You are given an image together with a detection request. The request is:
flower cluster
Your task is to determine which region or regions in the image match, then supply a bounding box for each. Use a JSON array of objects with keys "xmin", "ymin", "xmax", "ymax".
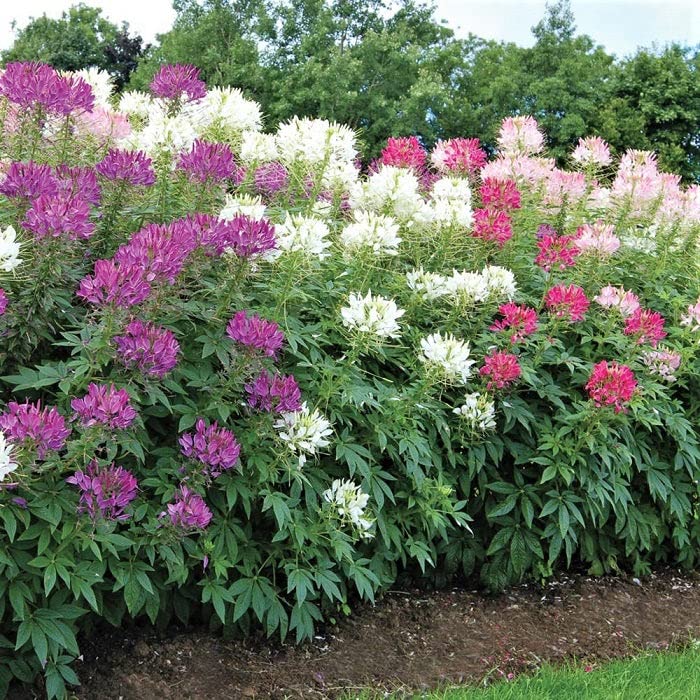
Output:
[
  {"xmin": 624, "ymin": 308, "xmax": 667, "ymax": 347},
  {"xmin": 453, "ymin": 392, "xmax": 497, "ymax": 432},
  {"xmin": 545, "ymin": 284, "xmax": 590, "ymax": 322},
  {"xmin": 274, "ymin": 403, "xmax": 333, "ymax": 467},
  {"xmin": 419, "ymin": 332, "xmax": 475, "ymax": 384},
  {"xmin": 575, "ymin": 221, "xmax": 620, "ymax": 256},
  {"xmin": 479, "ymin": 351, "xmax": 521, "ymax": 390},
  {"xmin": 0, "ymin": 432, "xmax": 18, "ymax": 482},
  {"xmin": 0, "ymin": 401, "xmax": 70, "ymax": 459},
  {"xmin": 150, "ymin": 63, "xmax": 207, "ymax": 102},
  {"xmin": 535, "ymin": 232, "xmax": 580, "ymax": 271},
  {"xmin": 245, "ymin": 371, "xmax": 302, "ymax": 414},
  {"xmin": 71, "ymin": 384, "xmax": 137, "ymax": 430},
  {"xmin": 0, "ymin": 226, "xmax": 22, "ymax": 272},
  {"xmin": 586, "ymin": 361, "xmax": 637, "ymax": 413},
  {"xmin": 594, "ymin": 285, "xmax": 640, "ymax": 317},
  {"xmin": 164, "ymin": 486, "xmax": 212, "ymax": 529},
  {"xmin": 322, "ymin": 479, "xmax": 373, "ymax": 538},
  {"xmin": 341, "ymin": 291, "xmax": 405, "ymax": 340},
  {"xmin": 340, "ymin": 211, "xmax": 401, "ymax": 256},
  {"xmin": 430, "ymin": 138, "xmax": 486, "ymax": 176},
  {"xmin": 380, "ymin": 136, "xmax": 426, "ymax": 170},
  {"xmin": 67, "ymin": 461, "xmax": 138, "ymax": 521},
  {"xmin": 179, "ymin": 418, "xmax": 241, "ymax": 477},
  {"xmin": 641, "ymin": 349, "xmax": 682, "ymax": 382},
  {"xmin": 490, "ymin": 303, "xmax": 539, "ymax": 343},
  {"xmin": 113, "ymin": 320, "xmax": 180, "ymax": 378},
  {"xmin": 226, "ymin": 311, "xmax": 284, "ymax": 357},
  {"xmin": 96, "ymin": 149, "xmax": 156, "ymax": 187}
]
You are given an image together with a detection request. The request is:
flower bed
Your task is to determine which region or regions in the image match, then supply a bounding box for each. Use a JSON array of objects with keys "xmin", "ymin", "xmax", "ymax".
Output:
[{"xmin": 0, "ymin": 62, "xmax": 698, "ymax": 698}]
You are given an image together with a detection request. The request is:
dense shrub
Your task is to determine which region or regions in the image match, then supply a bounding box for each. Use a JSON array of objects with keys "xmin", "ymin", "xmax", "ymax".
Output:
[{"xmin": 0, "ymin": 64, "xmax": 698, "ymax": 697}]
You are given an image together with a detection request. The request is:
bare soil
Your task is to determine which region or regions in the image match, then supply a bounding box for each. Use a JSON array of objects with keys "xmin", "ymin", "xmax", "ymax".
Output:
[{"xmin": 64, "ymin": 570, "xmax": 700, "ymax": 699}]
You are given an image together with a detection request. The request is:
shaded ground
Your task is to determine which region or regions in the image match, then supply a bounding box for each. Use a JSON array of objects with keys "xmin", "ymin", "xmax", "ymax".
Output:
[{"xmin": 72, "ymin": 570, "xmax": 700, "ymax": 699}]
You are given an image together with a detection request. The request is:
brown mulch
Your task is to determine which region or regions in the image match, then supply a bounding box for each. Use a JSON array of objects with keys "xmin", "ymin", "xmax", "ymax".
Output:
[{"xmin": 63, "ymin": 570, "xmax": 700, "ymax": 699}]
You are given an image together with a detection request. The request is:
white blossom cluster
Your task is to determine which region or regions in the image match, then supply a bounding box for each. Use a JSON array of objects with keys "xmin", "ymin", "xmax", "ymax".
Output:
[
  {"xmin": 0, "ymin": 226, "xmax": 22, "ymax": 272},
  {"xmin": 340, "ymin": 211, "xmax": 401, "ymax": 257},
  {"xmin": 419, "ymin": 332, "xmax": 475, "ymax": 385},
  {"xmin": 72, "ymin": 67, "xmax": 114, "ymax": 108},
  {"xmin": 349, "ymin": 166, "xmax": 426, "ymax": 224},
  {"xmin": 0, "ymin": 431, "xmax": 17, "ymax": 482},
  {"xmin": 406, "ymin": 265, "xmax": 516, "ymax": 305},
  {"xmin": 341, "ymin": 291, "xmax": 405, "ymax": 339},
  {"xmin": 453, "ymin": 393, "xmax": 497, "ymax": 432},
  {"xmin": 423, "ymin": 177, "xmax": 474, "ymax": 229},
  {"xmin": 239, "ymin": 131, "xmax": 279, "ymax": 164},
  {"xmin": 274, "ymin": 403, "xmax": 333, "ymax": 467},
  {"xmin": 274, "ymin": 214, "xmax": 331, "ymax": 259},
  {"xmin": 219, "ymin": 194, "xmax": 267, "ymax": 222},
  {"xmin": 276, "ymin": 117, "xmax": 358, "ymax": 168},
  {"xmin": 322, "ymin": 479, "xmax": 374, "ymax": 538}
]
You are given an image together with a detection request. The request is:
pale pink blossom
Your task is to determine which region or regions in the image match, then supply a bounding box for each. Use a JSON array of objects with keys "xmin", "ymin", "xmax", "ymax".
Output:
[
  {"xmin": 575, "ymin": 221, "xmax": 620, "ymax": 255},
  {"xmin": 572, "ymin": 136, "xmax": 612, "ymax": 167}
]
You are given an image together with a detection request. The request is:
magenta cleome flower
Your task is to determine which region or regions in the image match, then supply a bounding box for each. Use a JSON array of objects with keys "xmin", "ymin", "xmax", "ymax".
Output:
[
  {"xmin": 254, "ymin": 162, "xmax": 290, "ymax": 197},
  {"xmin": 71, "ymin": 383, "xmax": 137, "ymax": 430},
  {"xmin": 23, "ymin": 193, "xmax": 95, "ymax": 240},
  {"xmin": 490, "ymin": 303, "xmax": 539, "ymax": 343},
  {"xmin": 67, "ymin": 460, "xmax": 138, "ymax": 521},
  {"xmin": 215, "ymin": 215, "xmax": 277, "ymax": 258},
  {"xmin": 179, "ymin": 418, "xmax": 241, "ymax": 477},
  {"xmin": 472, "ymin": 208, "xmax": 513, "ymax": 247},
  {"xmin": 0, "ymin": 161, "xmax": 59, "ymax": 200},
  {"xmin": 96, "ymin": 149, "xmax": 156, "ymax": 187},
  {"xmin": 431, "ymin": 138, "xmax": 487, "ymax": 176},
  {"xmin": 165, "ymin": 485, "xmax": 212, "ymax": 529},
  {"xmin": 150, "ymin": 64, "xmax": 206, "ymax": 102},
  {"xmin": 77, "ymin": 259, "xmax": 151, "ymax": 308},
  {"xmin": 113, "ymin": 319, "xmax": 180, "ymax": 378},
  {"xmin": 480, "ymin": 178, "xmax": 521, "ymax": 211},
  {"xmin": 380, "ymin": 136, "xmax": 427, "ymax": 170},
  {"xmin": 535, "ymin": 233, "xmax": 580, "ymax": 271},
  {"xmin": 55, "ymin": 165, "xmax": 101, "ymax": 206},
  {"xmin": 245, "ymin": 371, "xmax": 302, "ymax": 414},
  {"xmin": 624, "ymin": 308, "xmax": 667, "ymax": 348},
  {"xmin": 0, "ymin": 62, "xmax": 94, "ymax": 115},
  {"xmin": 479, "ymin": 351, "xmax": 522, "ymax": 391},
  {"xmin": 545, "ymin": 284, "xmax": 590, "ymax": 322},
  {"xmin": 226, "ymin": 310, "xmax": 284, "ymax": 358},
  {"xmin": 0, "ymin": 400, "xmax": 70, "ymax": 459},
  {"xmin": 586, "ymin": 361, "xmax": 637, "ymax": 413},
  {"xmin": 177, "ymin": 140, "xmax": 236, "ymax": 183},
  {"xmin": 0, "ymin": 289, "xmax": 7, "ymax": 316}
]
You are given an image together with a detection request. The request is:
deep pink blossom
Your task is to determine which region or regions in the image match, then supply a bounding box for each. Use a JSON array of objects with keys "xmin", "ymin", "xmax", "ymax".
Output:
[
  {"xmin": 67, "ymin": 460, "xmax": 138, "ymax": 521},
  {"xmin": 586, "ymin": 361, "xmax": 637, "ymax": 413},
  {"xmin": 71, "ymin": 383, "xmax": 137, "ymax": 430},
  {"xmin": 490, "ymin": 303, "xmax": 539, "ymax": 343},
  {"xmin": 479, "ymin": 351, "xmax": 522, "ymax": 391},
  {"xmin": 226, "ymin": 310, "xmax": 284, "ymax": 357},
  {"xmin": 177, "ymin": 139, "xmax": 237, "ymax": 183},
  {"xmin": 479, "ymin": 178, "xmax": 521, "ymax": 211},
  {"xmin": 535, "ymin": 234, "xmax": 580, "ymax": 271},
  {"xmin": 472, "ymin": 208, "xmax": 513, "ymax": 247},
  {"xmin": 165, "ymin": 485, "xmax": 212, "ymax": 529},
  {"xmin": 380, "ymin": 136, "xmax": 427, "ymax": 170},
  {"xmin": 245, "ymin": 371, "xmax": 302, "ymax": 413},
  {"xmin": 0, "ymin": 400, "xmax": 70, "ymax": 459},
  {"xmin": 23, "ymin": 193, "xmax": 95, "ymax": 240},
  {"xmin": 113, "ymin": 320, "xmax": 180, "ymax": 378},
  {"xmin": 624, "ymin": 308, "xmax": 667, "ymax": 347},
  {"xmin": 179, "ymin": 418, "xmax": 241, "ymax": 477},
  {"xmin": 96, "ymin": 149, "xmax": 156, "ymax": 186},
  {"xmin": 150, "ymin": 64, "xmax": 206, "ymax": 102},
  {"xmin": 77, "ymin": 259, "xmax": 151, "ymax": 308},
  {"xmin": 545, "ymin": 284, "xmax": 590, "ymax": 322}
]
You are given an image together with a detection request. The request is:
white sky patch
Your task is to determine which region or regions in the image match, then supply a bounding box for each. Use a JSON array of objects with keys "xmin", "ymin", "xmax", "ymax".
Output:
[{"xmin": 0, "ymin": 0, "xmax": 696, "ymax": 57}]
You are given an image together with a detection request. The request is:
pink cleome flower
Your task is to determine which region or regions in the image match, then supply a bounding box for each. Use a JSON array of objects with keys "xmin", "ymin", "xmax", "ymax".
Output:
[
  {"xmin": 113, "ymin": 320, "xmax": 180, "ymax": 378},
  {"xmin": 623, "ymin": 308, "xmax": 667, "ymax": 347},
  {"xmin": 380, "ymin": 136, "xmax": 427, "ymax": 170},
  {"xmin": 594, "ymin": 285, "xmax": 640, "ymax": 317},
  {"xmin": 479, "ymin": 178, "xmax": 521, "ymax": 211},
  {"xmin": 431, "ymin": 138, "xmax": 487, "ymax": 177},
  {"xmin": 545, "ymin": 284, "xmax": 590, "ymax": 322},
  {"xmin": 67, "ymin": 460, "xmax": 138, "ymax": 521},
  {"xmin": 165, "ymin": 485, "xmax": 213, "ymax": 529},
  {"xmin": 472, "ymin": 208, "xmax": 513, "ymax": 247},
  {"xmin": 0, "ymin": 400, "xmax": 70, "ymax": 459},
  {"xmin": 490, "ymin": 303, "xmax": 539, "ymax": 343},
  {"xmin": 150, "ymin": 64, "xmax": 206, "ymax": 102},
  {"xmin": 226, "ymin": 310, "xmax": 284, "ymax": 358},
  {"xmin": 535, "ymin": 233, "xmax": 580, "ymax": 272},
  {"xmin": 179, "ymin": 417, "xmax": 241, "ymax": 477},
  {"xmin": 71, "ymin": 383, "xmax": 137, "ymax": 430},
  {"xmin": 245, "ymin": 371, "xmax": 302, "ymax": 414},
  {"xmin": 479, "ymin": 350, "xmax": 522, "ymax": 390},
  {"xmin": 585, "ymin": 360, "xmax": 637, "ymax": 413}
]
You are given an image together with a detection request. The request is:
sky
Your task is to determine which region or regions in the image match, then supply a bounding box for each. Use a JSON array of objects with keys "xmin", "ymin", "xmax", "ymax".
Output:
[{"xmin": 0, "ymin": 0, "xmax": 697, "ymax": 58}]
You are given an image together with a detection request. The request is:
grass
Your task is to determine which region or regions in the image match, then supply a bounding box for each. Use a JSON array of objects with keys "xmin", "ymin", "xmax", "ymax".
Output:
[{"xmin": 352, "ymin": 647, "xmax": 700, "ymax": 699}]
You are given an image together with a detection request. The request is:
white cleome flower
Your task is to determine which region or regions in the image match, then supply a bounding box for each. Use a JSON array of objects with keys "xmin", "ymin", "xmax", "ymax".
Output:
[
  {"xmin": 219, "ymin": 193, "xmax": 267, "ymax": 221},
  {"xmin": 274, "ymin": 403, "xmax": 333, "ymax": 467},
  {"xmin": 427, "ymin": 197, "xmax": 474, "ymax": 229},
  {"xmin": 420, "ymin": 332, "xmax": 475, "ymax": 384},
  {"xmin": 341, "ymin": 291, "xmax": 405, "ymax": 339},
  {"xmin": 444, "ymin": 270, "xmax": 490, "ymax": 304},
  {"xmin": 431, "ymin": 176, "xmax": 472, "ymax": 204},
  {"xmin": 323, "ymin": 478, "xmax": 374, "ymax": 538},
  {"xmin": 238, "ymin": 131, "xmax": 280, "ymax": 164},
  {"xmin": 349, "ymin": 166, "xmax": 424, "ymax": 223},
  {"xmin": 275, "ymin": 214, "xmax": 331, "ymax": 259},
  {"xmin": 71, "ymin": 67, "xmax": 114, "ymax": 108},
  {"xmin": 406, "ymin": 268, "xmax": 450, "ymax": 300},
  {"xmin": 0, "ymin": 226, "xmax": 22, "ymax": 272},
  {"xmin": 481, "ymin": 265, "xmax": 517, "ymax": 301},
  {"xmin": 453, "ymin": 392, "xmax": 497, "ymax": 432},
  {"xmin": 119, "ymin": 109, "xmax": 199, "ymax": 156},
  {"xmin": 0, "ymin": 431, "xmax": 17, "ymax": 482},
  {"xmin": 118, "ymin": 90, "xmax": 154, "ymax": 120},
  {"xmin": 276, "ymin": 117, "xmax": 358, "ymax": 168},
  {"xmin": 340, "ymin": 211, "xmax": 401, "ymax": 256},
  {"xmin": 194, "ymin": 86, "xmax": 262, "ymax": 134}
]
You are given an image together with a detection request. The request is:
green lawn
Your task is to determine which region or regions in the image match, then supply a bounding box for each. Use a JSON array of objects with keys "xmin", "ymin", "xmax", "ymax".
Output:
[{"xmin": 354, "ymin": 647, "xmax": 700, "ymax": 699}]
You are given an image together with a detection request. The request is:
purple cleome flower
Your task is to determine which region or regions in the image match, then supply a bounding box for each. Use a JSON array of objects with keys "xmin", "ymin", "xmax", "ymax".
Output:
[
  {"xmin": 226, "ymin": 310, "xmax": 284, "ymax": 358},
  {"xmin": 67, "ymin": 460, "xmax": 138, "ymax": 521},
  {"xmin": 179, "ymin": 418, "xmax": 241, "ymax": 478},
  {"xmin": 165, "ymin": 485, "xmax": 212, "ymax": 529},
  {"xmin": 23, "ymin": 192, "xmax": 95, "ymax": 240},
  {"xmin": 77, "ymin": 259, "xmax": 151, "ymax": 308},
  {"xmin": 0, "ymin": 400, "xmax": 70, "ymax": 459},
  {"xmin": 0, "ymin": 62, "xmax": 95, "ymax": 115},
  {"xmin": 150, "ymin": 64, "xmax": 206, "ymax": 102},
  {"xmin": 0, "ymin": 161, "xmax": 59, "ymax": 200},
  {"xmin": 177, "ymin": 140, "xmax": 236, "ymax": 183},
  {"xmin": 113, "ymin": 319, "xmax": 180, "ymax": 379},
  {"xmin": 71, "ymin": 383, "xmax": 137, "ymax": 430},
  {"xmin": 96, "ymin": 149, "xmax": 156, "ymax": 187},
  {"xmin": 55, "ymin": 165, "xmax": 102, "ymax": 205},
  {"xmin": 254, "ymin": 162, "xmax": 289, "ymax": 198},
  {"xmin": 245, "ymin": 371, "xmax": 302, "ymax": 414},
  {"xmin": 0, "ymin": 289, "xmax": 7, "ymax": 316}
]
